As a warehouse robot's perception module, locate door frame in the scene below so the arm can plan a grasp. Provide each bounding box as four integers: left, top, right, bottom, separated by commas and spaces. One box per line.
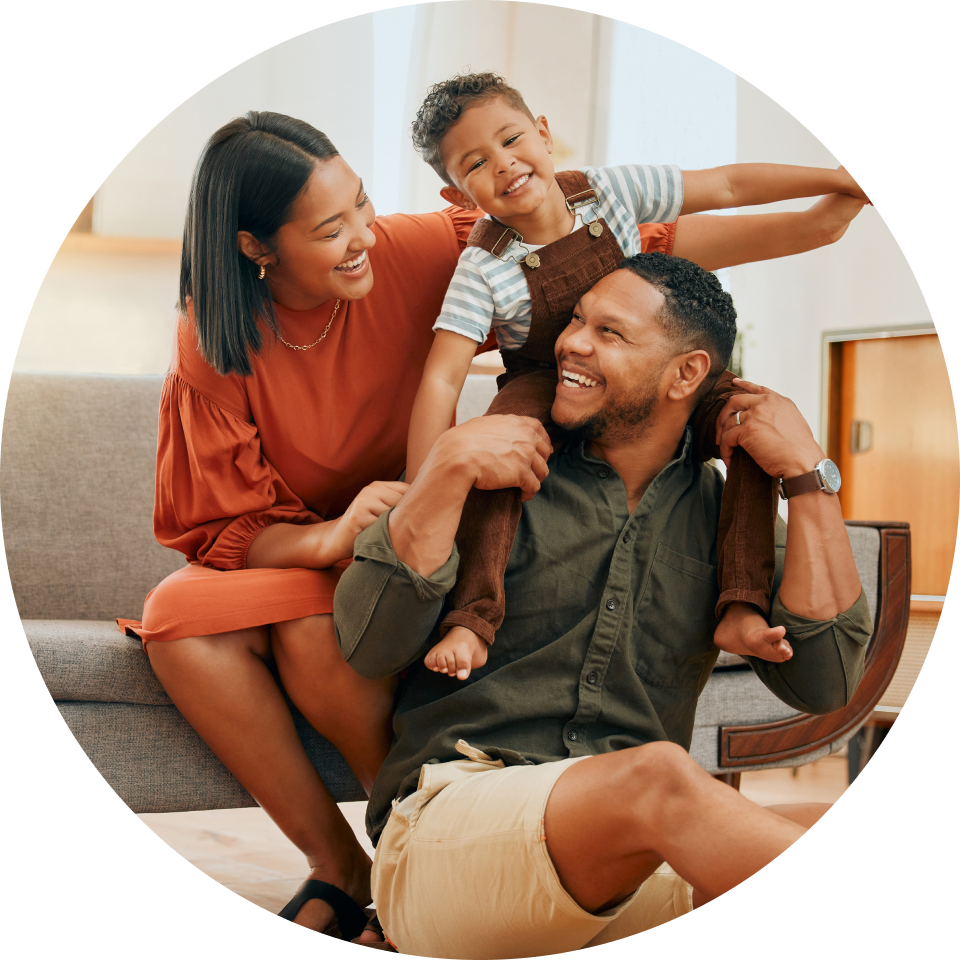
820, 322, 936, 463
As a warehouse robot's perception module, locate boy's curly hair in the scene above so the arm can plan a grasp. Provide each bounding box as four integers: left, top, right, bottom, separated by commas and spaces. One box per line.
411, 72, 536, 184
618, 253, 738, 386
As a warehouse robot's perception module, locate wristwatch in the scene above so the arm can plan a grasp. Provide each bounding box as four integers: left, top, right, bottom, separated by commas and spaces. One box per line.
778, 459, 842, 500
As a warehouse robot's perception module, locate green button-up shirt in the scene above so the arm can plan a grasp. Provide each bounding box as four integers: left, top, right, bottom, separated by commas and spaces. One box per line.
335, 430, 872, 844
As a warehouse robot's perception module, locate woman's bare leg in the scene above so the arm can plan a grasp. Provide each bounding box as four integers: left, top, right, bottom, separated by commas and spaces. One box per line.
146, 626, 375, 933
271, 614, 395, 795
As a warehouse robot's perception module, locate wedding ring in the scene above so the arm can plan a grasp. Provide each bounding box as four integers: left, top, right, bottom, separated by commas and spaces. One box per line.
735, 411, 741, 426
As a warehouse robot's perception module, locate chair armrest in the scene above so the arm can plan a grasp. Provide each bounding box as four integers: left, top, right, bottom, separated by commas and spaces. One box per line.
718, 522, 911, 768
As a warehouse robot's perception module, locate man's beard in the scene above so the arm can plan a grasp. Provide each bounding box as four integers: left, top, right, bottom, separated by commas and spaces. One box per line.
553, 375, 660, 447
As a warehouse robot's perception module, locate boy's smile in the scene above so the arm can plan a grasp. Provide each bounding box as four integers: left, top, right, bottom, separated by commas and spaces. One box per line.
438, 99, 571, 242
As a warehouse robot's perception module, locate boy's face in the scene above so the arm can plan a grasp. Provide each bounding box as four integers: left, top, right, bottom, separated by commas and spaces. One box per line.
438, 98, 556, 222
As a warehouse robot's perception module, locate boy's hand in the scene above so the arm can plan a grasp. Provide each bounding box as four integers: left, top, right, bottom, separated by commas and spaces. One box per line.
834, 165, 871, 204
714, 602, 793, 663
806, 191, 868, 245
425, 626, 489, 680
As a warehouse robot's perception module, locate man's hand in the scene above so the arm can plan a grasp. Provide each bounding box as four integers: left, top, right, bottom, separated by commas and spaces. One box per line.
390, 415, 551, 578
714, 379, 825, 480
427, 414, 553, 502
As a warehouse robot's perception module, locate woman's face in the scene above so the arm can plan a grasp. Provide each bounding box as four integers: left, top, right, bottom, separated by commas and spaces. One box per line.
261, 156, 377, 311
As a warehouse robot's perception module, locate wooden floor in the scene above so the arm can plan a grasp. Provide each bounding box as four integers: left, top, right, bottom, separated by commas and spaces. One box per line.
140, 752, 850, 918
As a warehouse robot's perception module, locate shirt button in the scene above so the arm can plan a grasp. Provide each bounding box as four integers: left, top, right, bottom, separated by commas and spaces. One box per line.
586, 671, 598, 685
598, 468, 609, 478
606, 598, 618, 611
567, 730, 579, 742
622, 532, 630, 543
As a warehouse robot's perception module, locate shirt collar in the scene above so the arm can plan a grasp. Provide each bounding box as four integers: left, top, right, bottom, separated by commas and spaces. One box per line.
563, 425, 695, 473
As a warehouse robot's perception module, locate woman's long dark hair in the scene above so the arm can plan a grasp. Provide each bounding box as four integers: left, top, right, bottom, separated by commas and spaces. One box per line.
179, 111, 339, 376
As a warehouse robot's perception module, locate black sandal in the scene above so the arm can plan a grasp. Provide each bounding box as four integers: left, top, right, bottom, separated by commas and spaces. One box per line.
353, 913, 397, 952
277, 879, 369, 941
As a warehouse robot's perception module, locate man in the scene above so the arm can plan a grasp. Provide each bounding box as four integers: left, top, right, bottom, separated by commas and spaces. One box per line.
335, 253, 872, 958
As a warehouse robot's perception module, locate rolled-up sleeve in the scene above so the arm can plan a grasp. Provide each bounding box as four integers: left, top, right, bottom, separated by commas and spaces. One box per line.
751, 589, 873, 714
334, 511, 459, 679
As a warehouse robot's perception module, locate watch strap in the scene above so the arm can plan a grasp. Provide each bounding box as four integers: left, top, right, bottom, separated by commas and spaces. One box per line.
778, 469, 824, 500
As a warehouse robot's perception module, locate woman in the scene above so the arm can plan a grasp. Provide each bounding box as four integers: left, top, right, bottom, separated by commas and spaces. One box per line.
128, 108, 864, 944
126, 111, 478, 942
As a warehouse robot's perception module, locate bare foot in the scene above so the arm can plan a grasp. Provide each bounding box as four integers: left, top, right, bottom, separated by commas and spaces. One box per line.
714, 601, 792, 663
424, 626, 489, 680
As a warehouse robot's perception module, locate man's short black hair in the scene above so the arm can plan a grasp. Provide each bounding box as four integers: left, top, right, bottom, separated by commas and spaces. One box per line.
411, 72, 536, 185
617, 252, 737, 389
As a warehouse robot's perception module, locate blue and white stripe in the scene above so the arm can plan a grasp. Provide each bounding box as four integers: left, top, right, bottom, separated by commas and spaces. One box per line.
434, 164, 683, 349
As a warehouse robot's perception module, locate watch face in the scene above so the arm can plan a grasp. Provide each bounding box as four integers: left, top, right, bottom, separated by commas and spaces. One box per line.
818, 459, 842, 494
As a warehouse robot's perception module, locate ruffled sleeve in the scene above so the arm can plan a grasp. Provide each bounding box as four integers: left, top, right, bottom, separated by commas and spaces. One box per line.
638, 221, 677, 255
443, 204, 484, 253
154, 318, 321, 570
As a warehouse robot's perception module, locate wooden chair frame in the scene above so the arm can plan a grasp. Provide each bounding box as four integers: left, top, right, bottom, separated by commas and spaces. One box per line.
717, 520, 911, 771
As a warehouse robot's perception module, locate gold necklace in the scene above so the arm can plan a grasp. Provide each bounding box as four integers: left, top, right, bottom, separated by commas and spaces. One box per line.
277, 299, 342, 351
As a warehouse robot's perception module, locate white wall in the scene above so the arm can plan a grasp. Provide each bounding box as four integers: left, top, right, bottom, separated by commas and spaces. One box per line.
20, 3, 926, 405
731, 77, 931, 438
603, 21, 736, 170
95, 15, 380, 237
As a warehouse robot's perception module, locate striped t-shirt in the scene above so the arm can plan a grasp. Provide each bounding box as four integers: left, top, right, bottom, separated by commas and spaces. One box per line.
434, 164, 683, 350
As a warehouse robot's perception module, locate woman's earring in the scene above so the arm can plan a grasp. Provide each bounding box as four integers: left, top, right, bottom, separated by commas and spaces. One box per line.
258, 264, 266, 280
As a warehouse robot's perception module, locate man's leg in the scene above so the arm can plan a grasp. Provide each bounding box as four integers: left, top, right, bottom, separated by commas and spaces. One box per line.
544, 741, 805, 912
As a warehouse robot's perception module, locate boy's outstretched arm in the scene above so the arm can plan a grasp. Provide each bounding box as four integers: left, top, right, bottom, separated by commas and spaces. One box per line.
406, 330, 480, 482
670, 192, 867, 271
680, 163, 867, 215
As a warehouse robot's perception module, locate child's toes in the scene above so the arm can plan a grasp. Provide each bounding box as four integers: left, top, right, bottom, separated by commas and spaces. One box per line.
455, 654, 472, 681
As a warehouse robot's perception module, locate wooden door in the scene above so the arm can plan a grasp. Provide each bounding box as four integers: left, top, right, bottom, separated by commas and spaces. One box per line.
835, 334, 959, 595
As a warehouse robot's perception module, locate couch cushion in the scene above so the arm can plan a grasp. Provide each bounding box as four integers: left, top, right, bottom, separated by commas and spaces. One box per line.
1, 373, 186, 620
58, 701, 367, 812
25, 619, 171, 705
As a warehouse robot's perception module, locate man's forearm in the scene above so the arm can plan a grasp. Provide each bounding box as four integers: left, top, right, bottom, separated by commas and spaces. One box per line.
778, 489, 862, 621
390, 439, 476, 577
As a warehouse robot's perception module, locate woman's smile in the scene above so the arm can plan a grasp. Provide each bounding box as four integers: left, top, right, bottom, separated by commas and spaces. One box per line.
335, 249, 369, 277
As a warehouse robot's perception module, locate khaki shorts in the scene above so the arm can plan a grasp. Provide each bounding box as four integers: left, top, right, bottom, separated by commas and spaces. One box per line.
372, 746, 693, 958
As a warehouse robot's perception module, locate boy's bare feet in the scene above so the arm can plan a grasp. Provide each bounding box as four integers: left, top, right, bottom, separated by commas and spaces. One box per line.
714, 601, 792, 663
425, 625, 489, 680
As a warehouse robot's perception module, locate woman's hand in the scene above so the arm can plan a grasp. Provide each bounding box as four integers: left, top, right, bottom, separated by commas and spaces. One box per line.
246, 480, 409, 571
329, 481, 410, 561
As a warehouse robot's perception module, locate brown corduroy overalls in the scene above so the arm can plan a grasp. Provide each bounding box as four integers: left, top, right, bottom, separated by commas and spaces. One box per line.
440, 170, 779, 645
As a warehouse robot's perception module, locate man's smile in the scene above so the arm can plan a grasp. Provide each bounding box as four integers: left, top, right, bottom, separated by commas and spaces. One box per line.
559, 365, 602, 389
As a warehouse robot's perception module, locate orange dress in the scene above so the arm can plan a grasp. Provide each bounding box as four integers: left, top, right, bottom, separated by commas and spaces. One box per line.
123, 207, 479, 644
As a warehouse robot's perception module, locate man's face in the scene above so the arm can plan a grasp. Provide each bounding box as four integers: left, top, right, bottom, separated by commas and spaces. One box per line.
552, 270, 674, 443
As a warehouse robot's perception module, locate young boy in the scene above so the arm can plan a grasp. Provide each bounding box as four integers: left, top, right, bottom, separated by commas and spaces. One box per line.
407, 72, 867, 680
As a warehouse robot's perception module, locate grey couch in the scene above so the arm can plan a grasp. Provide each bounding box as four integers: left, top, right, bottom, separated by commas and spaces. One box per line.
2, 373, 910, 813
